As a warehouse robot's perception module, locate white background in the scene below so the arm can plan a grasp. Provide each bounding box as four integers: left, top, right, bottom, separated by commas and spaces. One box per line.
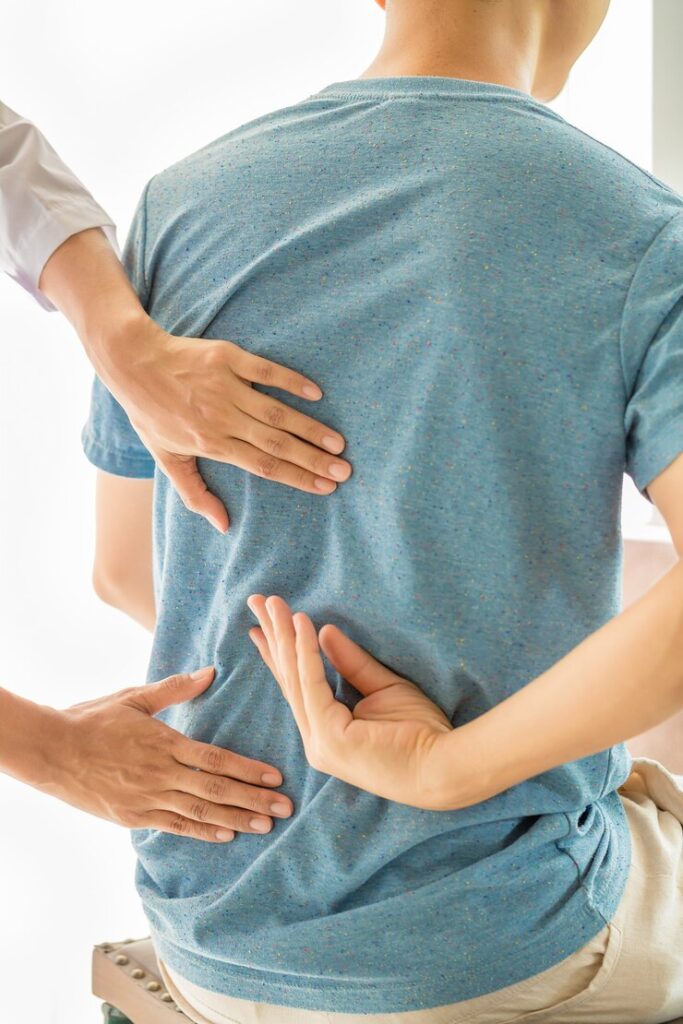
0, 2, 658, 1021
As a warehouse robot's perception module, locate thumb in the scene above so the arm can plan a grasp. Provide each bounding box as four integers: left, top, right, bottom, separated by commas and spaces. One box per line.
129, 666, 216, 716
318, 624, 401, 696
153, 449, 230, 533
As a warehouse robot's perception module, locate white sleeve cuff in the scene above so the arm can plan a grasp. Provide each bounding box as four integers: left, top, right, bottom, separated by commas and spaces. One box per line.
17, 207, 120, 312
0, 103, 119, 311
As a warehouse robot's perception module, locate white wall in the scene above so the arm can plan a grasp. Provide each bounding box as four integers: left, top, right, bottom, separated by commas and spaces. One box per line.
0, 2, 656, 1021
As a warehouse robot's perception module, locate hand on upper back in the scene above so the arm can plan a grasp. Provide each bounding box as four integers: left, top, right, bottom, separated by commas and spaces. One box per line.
40, 228, 352, 532
46, 667, 293, 842
110, 317, 353, 532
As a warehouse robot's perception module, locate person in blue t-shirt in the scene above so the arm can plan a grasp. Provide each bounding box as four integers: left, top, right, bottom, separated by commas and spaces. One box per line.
84, 0, 683, 1021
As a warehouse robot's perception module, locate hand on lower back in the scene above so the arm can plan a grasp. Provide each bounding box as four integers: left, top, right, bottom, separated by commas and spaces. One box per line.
247, 594, 458, 810
45, 667, 293, 841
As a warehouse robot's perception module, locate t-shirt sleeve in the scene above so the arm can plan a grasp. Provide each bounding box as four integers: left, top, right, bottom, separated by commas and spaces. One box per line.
81, 182, 156, 479
621, 210, 683, 502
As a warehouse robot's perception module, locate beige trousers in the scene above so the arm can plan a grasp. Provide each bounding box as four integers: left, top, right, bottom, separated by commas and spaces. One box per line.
159, 756, 683, 1024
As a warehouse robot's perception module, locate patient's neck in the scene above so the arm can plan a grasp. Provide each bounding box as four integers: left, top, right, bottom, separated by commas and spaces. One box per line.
358, 0, 544, 96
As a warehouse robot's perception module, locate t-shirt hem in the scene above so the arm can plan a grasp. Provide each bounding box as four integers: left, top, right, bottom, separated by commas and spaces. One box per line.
150, 881, 628, 1016
628, 416, 683, 499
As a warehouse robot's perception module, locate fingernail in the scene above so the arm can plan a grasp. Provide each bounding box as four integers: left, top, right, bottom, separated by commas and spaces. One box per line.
190, 666, 213, 681
261, 772, 281, 785
314, 478, 336, 492
322, 434, 344, 453
270, 802, 291, 817
250, 817, 272, 833
302, 383, 323, 400
216, 829, 235, 841
328, 461, 350, 481
208, 515, 228, 533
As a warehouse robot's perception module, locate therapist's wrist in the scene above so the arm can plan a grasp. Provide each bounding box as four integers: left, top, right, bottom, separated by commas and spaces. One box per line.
85, 305, 161, 392
0, 688, 66, 791
38, 226, 148, 381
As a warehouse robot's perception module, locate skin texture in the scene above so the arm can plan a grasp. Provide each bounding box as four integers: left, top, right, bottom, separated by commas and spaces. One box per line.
247, 487, 683, 811
88, 0, 683, 816
95, 455, 683, 812
365, 0, 611, 102
0, 669, 293, 842
94, 473, 155, 630
39, 228, 351, 534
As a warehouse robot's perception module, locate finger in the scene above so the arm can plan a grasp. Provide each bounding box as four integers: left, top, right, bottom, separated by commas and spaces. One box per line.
266, 596, 311, 739
139, 810, 236, 844
153, 449, 229, 533
126, 667, 215, 716
318, 624, 401, 696
175, 768, 293, 819
161, 791, 275, 835
247, 594, 282, 678
248, 626, 281, 684
236, 388, 346, 456
200, 436, 339, 496
229, 344, 324, 403
294, 613, 352, 735
238, 417, 351, 485
174, 736, 284, 787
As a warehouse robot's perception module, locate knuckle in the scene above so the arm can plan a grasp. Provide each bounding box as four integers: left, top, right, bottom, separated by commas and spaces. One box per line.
295, 468, 310, 490
190, 800, 209, 822
256, 455, 278, 479
264, 404, 285, 428
205, 345, 228, 372
255, 362, 274, 385
169, 816, 191, 836
164, 674, 185, 693
264, 435, 285, 458
205, 777, 227, 802
205, 748, 226, 774
245, 792, 264, 814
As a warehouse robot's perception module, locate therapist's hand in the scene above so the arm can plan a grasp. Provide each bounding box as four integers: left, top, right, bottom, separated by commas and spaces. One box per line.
104, 318, 351, 533
39, 228, 351, 533
38, 666, 293, 841
247, 594, 459, 811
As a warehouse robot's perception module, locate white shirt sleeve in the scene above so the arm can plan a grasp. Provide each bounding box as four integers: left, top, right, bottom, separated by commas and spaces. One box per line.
0, 100, 119, 311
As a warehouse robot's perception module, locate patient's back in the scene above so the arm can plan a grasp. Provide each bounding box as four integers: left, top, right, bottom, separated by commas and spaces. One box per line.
83, 75, 683, 1014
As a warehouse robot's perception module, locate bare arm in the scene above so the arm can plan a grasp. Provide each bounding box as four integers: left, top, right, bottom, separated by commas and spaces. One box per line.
0, 670, 292, 840
93, 471, 155, 631
247, 454, 683, 811
437, 452, 683, 807
40, 230, 349, 532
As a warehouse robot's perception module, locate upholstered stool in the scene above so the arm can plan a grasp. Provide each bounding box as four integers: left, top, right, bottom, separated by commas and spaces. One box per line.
93, 937, 188, 1022
93, 935, 683, 1024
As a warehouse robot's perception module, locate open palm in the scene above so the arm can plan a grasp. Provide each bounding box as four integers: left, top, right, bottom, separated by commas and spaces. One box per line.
246, 594, 456, 809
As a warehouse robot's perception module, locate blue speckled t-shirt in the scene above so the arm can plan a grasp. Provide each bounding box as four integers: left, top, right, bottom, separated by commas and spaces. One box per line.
83, 76, 683, 1014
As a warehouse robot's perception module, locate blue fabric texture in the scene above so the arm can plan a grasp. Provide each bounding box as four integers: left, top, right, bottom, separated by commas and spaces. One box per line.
82, 76, 683, 1013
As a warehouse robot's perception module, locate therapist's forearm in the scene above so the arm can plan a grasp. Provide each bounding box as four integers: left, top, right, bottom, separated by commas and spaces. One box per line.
0, 688, 62, 789
444, 557, 683, 809
38, 226, 150, 388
